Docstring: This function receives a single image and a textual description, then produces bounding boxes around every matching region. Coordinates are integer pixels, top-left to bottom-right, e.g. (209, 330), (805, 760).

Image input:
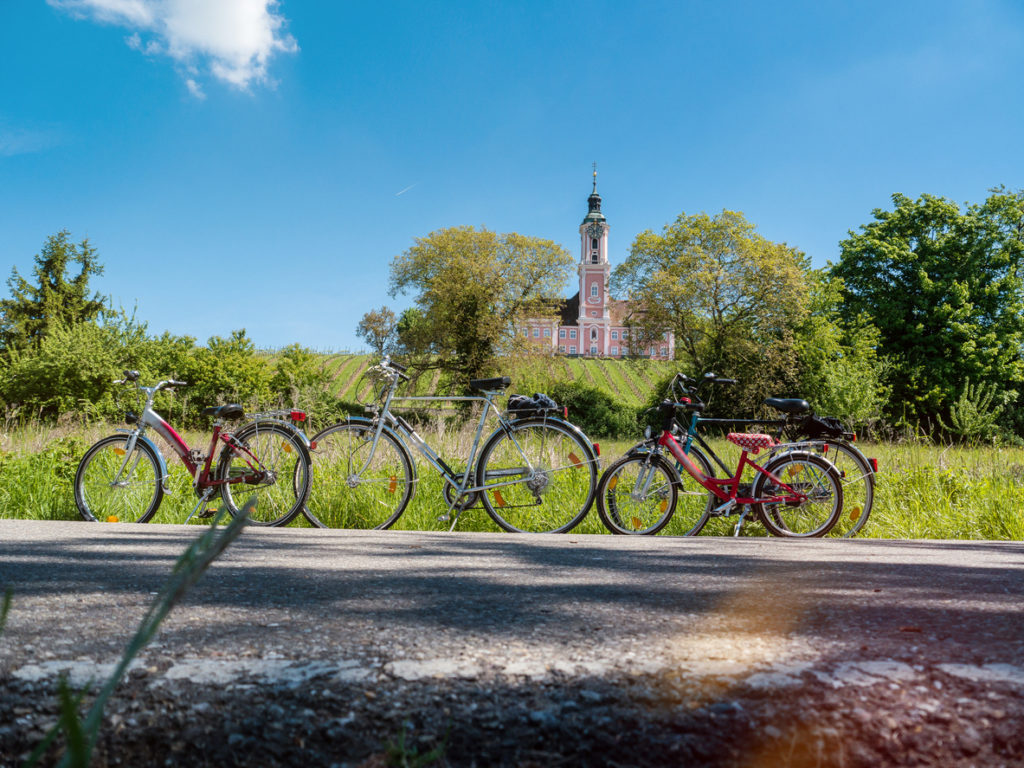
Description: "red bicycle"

(74, 371), (312, 526)
(597, 399), (844, 537)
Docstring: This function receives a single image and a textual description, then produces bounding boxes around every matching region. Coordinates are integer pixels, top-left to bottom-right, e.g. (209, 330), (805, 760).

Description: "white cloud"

(48, 0), (297, 94)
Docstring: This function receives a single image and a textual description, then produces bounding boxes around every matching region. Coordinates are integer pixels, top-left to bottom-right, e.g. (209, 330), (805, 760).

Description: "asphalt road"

(1, 520), (1023, 766)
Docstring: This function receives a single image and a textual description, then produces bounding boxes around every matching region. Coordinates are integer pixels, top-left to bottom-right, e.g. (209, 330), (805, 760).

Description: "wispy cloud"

(0, 124), (64, 157)
(48, 0), (298, 95)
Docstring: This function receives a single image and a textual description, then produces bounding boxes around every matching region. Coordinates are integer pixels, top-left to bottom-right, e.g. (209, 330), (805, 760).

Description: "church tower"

(577, 166), (610, 354)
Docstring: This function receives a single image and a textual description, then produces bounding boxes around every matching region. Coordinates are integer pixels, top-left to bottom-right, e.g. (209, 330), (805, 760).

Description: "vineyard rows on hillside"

(312, 354), (675, 407)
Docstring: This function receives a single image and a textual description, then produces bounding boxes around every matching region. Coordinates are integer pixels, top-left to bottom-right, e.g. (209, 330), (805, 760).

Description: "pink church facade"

(524, 175), (675, 360)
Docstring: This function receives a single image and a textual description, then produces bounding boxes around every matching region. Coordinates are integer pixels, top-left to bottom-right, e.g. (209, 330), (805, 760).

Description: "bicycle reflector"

(869, 458), (878, 472)
(563, 406), (569, 419)
(593, 443), (600, 457)
(290, 410), (307, 422)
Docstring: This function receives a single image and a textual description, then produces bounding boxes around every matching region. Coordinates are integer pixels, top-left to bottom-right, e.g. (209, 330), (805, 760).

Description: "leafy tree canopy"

(388, 226), (573, 387)
(612, 210), (810, 413)
(1, 230), (107, 354)
(831, 189), (1024, 428)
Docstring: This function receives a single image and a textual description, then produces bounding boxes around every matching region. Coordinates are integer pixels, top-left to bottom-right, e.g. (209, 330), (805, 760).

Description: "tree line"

(4, 187), (1024, 441)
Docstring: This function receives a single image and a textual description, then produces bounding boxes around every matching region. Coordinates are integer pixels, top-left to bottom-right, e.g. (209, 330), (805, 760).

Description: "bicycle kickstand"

(733, 505), (751, 537)
(184, 488), (217, 524)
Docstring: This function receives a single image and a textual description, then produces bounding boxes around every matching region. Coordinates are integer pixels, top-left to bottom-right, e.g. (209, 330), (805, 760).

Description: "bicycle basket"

(507, 392), (560, 419)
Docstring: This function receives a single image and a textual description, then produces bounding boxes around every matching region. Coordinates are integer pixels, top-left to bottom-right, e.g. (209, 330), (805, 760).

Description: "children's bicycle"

(597, 398), (844, 537)
(74, 371), (312, 526)
(668, 372), (877, 537)
(302, 357), (600, 533)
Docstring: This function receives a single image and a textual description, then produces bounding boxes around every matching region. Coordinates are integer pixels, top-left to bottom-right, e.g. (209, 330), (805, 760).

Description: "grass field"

(2, 419), (1022, 540)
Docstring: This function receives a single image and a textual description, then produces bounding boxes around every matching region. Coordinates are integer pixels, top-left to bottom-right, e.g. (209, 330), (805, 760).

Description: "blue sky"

(3, 0), (1023, 352)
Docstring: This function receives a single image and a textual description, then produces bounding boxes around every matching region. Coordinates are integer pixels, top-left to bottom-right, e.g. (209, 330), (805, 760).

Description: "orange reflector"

(569, 451), (582, 467)
(388, 476), (397, 493)
(788, 466), (802, 478)
(631, 516), (642, 530)
(849, 506), (862, 522)
(106, 515), (119, 523)
(659, 499), (668, 513)
(494, 490), (507, 507)
(113, 448), (126, 456)
(608, 477), (618, 490)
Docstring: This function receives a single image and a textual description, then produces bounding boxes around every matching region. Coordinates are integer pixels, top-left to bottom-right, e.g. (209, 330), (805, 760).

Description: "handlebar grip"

(714, 378), (737, 385)
(168, 380), (189, 388)
(389, 360), (408, 373)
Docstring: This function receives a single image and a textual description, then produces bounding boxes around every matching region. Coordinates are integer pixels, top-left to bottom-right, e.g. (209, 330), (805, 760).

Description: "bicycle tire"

(808, 440), (875, 538)
(752, 452), (843, 538)
(597, 453), (678, 535)
(664, 444), (717, 536)
(302, 421), (415, 529)
(217, 421), (311, 527)
(476, 418), (597, 533)
(74, 435), (164, 523)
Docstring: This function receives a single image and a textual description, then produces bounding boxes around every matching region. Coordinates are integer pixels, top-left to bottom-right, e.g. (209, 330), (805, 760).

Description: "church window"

(590, 283), (598, 298)
(611, 331), (618, 340)
(590, 345), (598, 355)
(569, 345), (576, 354)
(569, 329), (577, 339)
(611, 346), (618, 355)
(532, 328), (539, 338)
(559, 329), (566, 338)
(590, 328), (598, 340)
(591, 237), (599, 250)
(543, 328), (551, 337)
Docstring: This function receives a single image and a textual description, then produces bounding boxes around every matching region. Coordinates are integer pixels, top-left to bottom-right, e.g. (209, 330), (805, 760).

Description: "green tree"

(1, 230), (107, 353)
(831, 189), (1024, 429)
(388, 226), (573, 387)
(356, 306), (398, 356)
(793, 271), (887, 427)
(612, 210), (810, 413)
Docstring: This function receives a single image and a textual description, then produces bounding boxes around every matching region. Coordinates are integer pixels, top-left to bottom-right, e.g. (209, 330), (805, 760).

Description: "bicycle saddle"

(470, 376), (511, 392)
(764, 397), (810, 415)
(201, 404), (246, 420)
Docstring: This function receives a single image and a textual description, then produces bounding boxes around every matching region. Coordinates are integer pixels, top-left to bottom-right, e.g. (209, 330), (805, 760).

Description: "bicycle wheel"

(74, 435), (163, 523)
(752, 452), (843, 538)
(217, 422), (311, 527)
(597, 453), (678, 535)
(302, 422), (414, 529)
(806, 440), (875, 538)
(476, 418), (597, 533)
(664, 444), (717, 536)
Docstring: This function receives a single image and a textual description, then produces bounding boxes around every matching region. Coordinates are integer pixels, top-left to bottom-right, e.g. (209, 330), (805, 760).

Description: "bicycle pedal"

(198, 507), (219, 519)
(436, 514), (451, 522)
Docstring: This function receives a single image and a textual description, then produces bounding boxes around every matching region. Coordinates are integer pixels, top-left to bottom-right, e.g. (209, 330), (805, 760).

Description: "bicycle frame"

(657, 426), (811, 514)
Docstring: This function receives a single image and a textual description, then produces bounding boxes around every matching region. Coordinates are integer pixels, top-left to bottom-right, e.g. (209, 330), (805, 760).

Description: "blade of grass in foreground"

(26, 502), (251, 768)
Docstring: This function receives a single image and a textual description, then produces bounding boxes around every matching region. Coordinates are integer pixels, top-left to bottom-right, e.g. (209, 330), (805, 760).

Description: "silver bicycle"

(302, 357), (600, 532)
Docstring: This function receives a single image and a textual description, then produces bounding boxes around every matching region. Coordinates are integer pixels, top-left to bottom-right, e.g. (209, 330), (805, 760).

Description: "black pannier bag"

(798, 414), (845, 439)
(506, 392), (560, 418)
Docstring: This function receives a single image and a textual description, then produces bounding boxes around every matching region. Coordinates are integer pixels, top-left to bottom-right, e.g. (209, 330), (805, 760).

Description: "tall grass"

(2, 422), (1023, 539)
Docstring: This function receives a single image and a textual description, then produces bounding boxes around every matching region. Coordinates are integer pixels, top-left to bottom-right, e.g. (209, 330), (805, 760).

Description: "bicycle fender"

(506, 416), (600, 464)
(243, 419), (312, 449)
(114, 430), (171, 492)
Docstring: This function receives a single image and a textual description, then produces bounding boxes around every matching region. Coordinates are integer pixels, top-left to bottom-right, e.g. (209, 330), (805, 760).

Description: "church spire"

(583, 162), (605, 223)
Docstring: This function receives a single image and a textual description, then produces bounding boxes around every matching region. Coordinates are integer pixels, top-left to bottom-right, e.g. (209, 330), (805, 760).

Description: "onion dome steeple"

(582, 163), (605, 224)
